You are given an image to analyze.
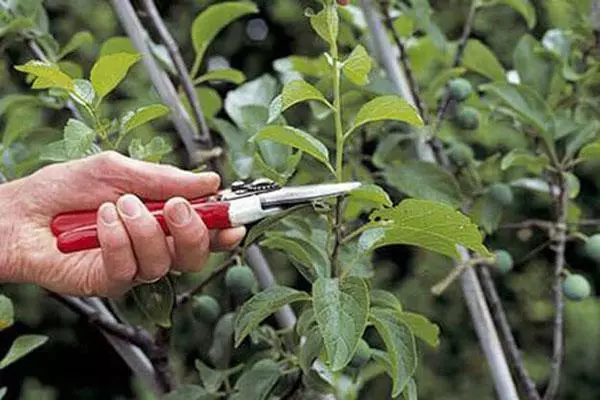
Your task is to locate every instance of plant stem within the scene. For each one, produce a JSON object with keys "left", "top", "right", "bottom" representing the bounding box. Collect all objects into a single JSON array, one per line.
[
  {"left": 332, "top": 57, "right": 344, "bottom": 183},
  {"left": 176, "top": 255, "right": 238, "bottom": 305},
  {"left": 543, "top": 172, "right": 568, "bottom": 400},
  {"left": 478, "top": 266, "right": 541, "bottom": 400},
  {"left": 139, "top": 0, "right": 213, "bottom": 147}
]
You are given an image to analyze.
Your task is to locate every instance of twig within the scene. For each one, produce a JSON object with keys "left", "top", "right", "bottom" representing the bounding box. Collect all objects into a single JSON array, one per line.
[
  {"left": 176, "top": 255, "right": 238, "bottom": 305},
  {"left": 478, "top": 267, "right": 541, "bottom": 400},
  {"left": 50, "top": 293, "right": 154, "bottom": 349},
  {"left": 139, "top": 0, "right": 212, "bottom": 147},
  {"left": 543, "top": 173, "right": 568, "bottom": 400},
  {"left": 378, "top": 1, "right": 428, "bottom": 120},
  {"left": 360, "top": 2, "right": 519, "bottom": 399},
  {"left": 152, "top": 326, "right": 177, "bottom": 391},
  {"left": 110, "top": 0, "right": 208, "bottom": 168},
  {"left": 431, "top": 259, "right": 472, "bottom": 296},
  {"left": 500, "top": 220, "right": 554, "bottom": 231},
  {"left": 49, "top": 294, "right": 163, "bottom": 394}
]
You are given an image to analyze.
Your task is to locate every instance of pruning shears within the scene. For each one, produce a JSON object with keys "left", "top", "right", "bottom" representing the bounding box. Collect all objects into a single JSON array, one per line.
[{"left": 51, "top": 178, "right": 361, "bottom": 254}]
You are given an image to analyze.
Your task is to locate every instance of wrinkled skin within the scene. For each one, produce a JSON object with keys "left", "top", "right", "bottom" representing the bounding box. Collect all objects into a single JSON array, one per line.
[{"left": 0, "top": 151, "right": 245, "bottom": 297}]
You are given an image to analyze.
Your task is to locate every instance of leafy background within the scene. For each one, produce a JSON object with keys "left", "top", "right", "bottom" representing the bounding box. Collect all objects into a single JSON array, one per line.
[{"left": 0, "top": 0, "right": 599, "bottom": 399}]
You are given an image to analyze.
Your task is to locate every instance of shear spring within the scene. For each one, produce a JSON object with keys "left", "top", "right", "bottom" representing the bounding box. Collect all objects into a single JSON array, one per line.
[{"left": 229, "top": 178, "right": 280, "bottom": 195}]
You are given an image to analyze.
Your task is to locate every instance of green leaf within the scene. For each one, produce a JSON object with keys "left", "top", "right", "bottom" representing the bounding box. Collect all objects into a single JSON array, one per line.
[
  {"left": 194, "top": 361, "right": 243, "bottom": 394},
  {"left": 480, "top": 0, "right": 536, "bottom": 29},
  {"left": 299, "top": 327, "right": 324, "bottom": 373},
  {"left": 251, "top": 126, "right": 333, "bottom": 173},
  {"left": 191, "top": 2, "right": 258, "bottom": 75},
  {"left": 297, "top": 307, "right": 317, "bottom": 337},
  {"left": 131, "top": 277, "right": 174, "bottom": 328},
  {"left": 14, "top": 60, "right": 74, "bottom": 92},
  {"left": 401, "top": 312, "right": 440, "bottom": 348},
  {"left": 40, "top": 140, "right": 68, "bottom": 162},
  {"left": 312, "top": 276, "right": 370, "bottom": 371},
  {"left": 368, "top": 199, "right": 492, "bottom": 259},
  {"left": 128, "top": 137, "right": 172, "bottom": 163},
  {"left": 90, "top": 52, "right": 141, "bottom": 100},
  {"left": 565, "top": 120, "right": 600, "bottom": 161},
  {"left": 121, "top": 104, "right": 170, "bottom": 135},
  {"left": 260, "top": 235, "right": 327, "bottom": 281},
  {"left": 244, "top": 204, "right": 312, "bottom": 248},
  {"left": 402, "top": 378, "right": 418, "bottom": 400},
  {"left": 513, "top": 35, "right": 556, "bottom": 98},
  {"left": 480, "top": 82, "right": 552, "bottom": 142},
  {"left": 348, "top": 96, "right": 423, "bottom": 138},
  {"left": 470, "top": 192, "right": 503, "bottom": 234},
  {"left": 384, "top": 161, "right": 463, "bottom": 208},
  {"left": 580, "top": 141, "right": 600, "bottom": 161},
  {"left": 0, "top": 295, "right": 13, "bottom": 331},
  {"left": 370, "top": 290, "right": 403, "bottom": 314},
  {"left": 0, "top": 387, "right": 6, "bottom": 399},
  {"left": 224, "top": 75, "right": 278, "bottom": 128},
  {"left": 348, "top": 183, "right": 392, "bottom": 208},
  {"left": 2, "top": 105, "right": 42, "bottom": 147},
  {"left": 501, "top": 149, "right": 549, "bottom": 174},
  {"left": 285, "top": 80, "right": 331, "bottom": 111},
  {"left": 461, "top": 39, "right": 505, "bottom": 81},
  {"left": 342, "top": 45, "right": 373, "bottom": 86},
  {"left": 392, "top": 13, "right": 415, "bottom": 38},
  {"left": 369, "top": 308, "right": 417, "bottom": 397},
  {"left": 230, "top": 359, "right": 280, "bottom": 400},
  {"left": 234, "top": 285, "right": 310, "bottom": 346},
  {"left": 100, "top": 36, "right": 136, "bottom": 56},
  {"left": 72, "top": 79, "right": 95, "bottom": 105},
  {"left": 58, "top": 31, "right": 94, "bottom": 59},
  {"left": 0, "top": 335, "right": 48, "bottom": 369},
  {"left": 194, "top": 68, "right": 246, "bottom": 85},
  {"left": 0, "top": 16, "right": 35, "bottom": 38},
  {"left": 309, "top": 4, "right": 339, "bottom": 48},
  {"left": 164, "top": 385, "right": 216, "bottom": 400},
  {"left": 64, "top": 119, "right": 95, "bottom": 159}
]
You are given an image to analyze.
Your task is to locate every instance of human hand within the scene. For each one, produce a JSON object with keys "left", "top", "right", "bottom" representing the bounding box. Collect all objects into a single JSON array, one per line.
[{"left": 0, "top": 151, "right": 245, "bottom": 297}]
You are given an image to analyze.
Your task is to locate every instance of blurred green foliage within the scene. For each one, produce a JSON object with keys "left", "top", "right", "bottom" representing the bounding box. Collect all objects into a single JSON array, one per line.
[{"left": 0, "top": 0, "right": 599, "bottom": 399}]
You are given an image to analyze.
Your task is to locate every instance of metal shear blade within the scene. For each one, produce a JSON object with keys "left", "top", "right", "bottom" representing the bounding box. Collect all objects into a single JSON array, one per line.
[{"left": 257, "top": 182, "right": 361, "bottom": 208}]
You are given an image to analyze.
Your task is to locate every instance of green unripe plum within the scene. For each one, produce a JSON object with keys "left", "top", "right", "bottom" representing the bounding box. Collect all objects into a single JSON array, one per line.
[
  {"left": 584, "top": 234, "right": 600, "bottom": 262},
  {"left": 562, "top": 274, "right": 592, "bottom": 301},
  {"left": 225, "top": 265, "right": 257, "bottom": 297},
  {"left": 447, "top": 142, "right": 474, "bottom": 166},
  {"left": 448, "top": 78, "right": 473, "bottom": 101},
  {"left": 489, "top": 183, "right": 514, "bottom": 206},
  {"left": 191, "top": 295, "right": 221, "bottom": 324},
  {"left": 454, "top": 106, "right": 480, "bottom": 130},
  {"left": 492, "top": 250, "right": 513, "bottom": 273},
  {"left": 349, "top": 339, "right": 371, "bottom": 368}
]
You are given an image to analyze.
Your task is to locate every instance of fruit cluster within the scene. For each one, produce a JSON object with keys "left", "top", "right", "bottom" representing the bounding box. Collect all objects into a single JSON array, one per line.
[{"left": 447, "top": 78, "right": 480, "bottom": 131}]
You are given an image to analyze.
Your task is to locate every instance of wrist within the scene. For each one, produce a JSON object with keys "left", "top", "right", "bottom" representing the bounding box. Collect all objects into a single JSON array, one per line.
[{"left": 0, "top": 179, "right": 27, "bottom": 284}]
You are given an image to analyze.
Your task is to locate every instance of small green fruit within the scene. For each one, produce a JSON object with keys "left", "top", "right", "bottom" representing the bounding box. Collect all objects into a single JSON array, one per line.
[
  {"left": 447, "top": 142, "right": 474, "bottom": 166},
  {"left": 448, "top": 78, "right": 473, "bottom": 101},
  {"left": 349, "top": 339, "right": 371, "bottom": 368},
  {"left": 562, "top": 274, "right": 592, "bottom": 301},
  {"left": 225, "top": 265, "right": 257, "bottom": 297},
  {"left": 191, "top": 295, "right": 221, "bottom": 324},
  {"left": 492, "top": 250, "right": 513, "bottom": 273},
  {"left": 454, "top": 105, "right": 480, "bottom": 130},
  {"left": 489, "top": 183, "right": 514, "bottom": 206},
  {"left": 584, "top": 234, "right": 600, "bottom": 262}
]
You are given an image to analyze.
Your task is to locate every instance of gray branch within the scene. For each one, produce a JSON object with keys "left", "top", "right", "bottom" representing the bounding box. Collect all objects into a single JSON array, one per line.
[
  {"left": 139, "top": 0, "right": 212, "bottom": 147},
  {"left": 110, "top": 0, "right": 206, "bottom": 167},
  {"left": 360, "top": 2, "right": 519, "bottom": 399}
]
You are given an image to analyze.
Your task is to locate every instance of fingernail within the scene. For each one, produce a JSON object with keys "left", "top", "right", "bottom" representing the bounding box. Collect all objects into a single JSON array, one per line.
[
  {"left": 117, "top": 195, "right": 141, "bottom": 218},
  {"left": 168, "top": 199, "right": 192, "bottom": 226},
  {"left": 100, "top": 204, "right": 118, "bottom": 225}
]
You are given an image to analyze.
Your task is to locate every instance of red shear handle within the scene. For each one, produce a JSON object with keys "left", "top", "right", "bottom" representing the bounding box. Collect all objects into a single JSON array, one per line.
[
  {"left": 51, "top": 196, "right": 214, "bottom": 236},
  {"left": 55, "top": 202, "right": 231, "bottom": 253}
]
